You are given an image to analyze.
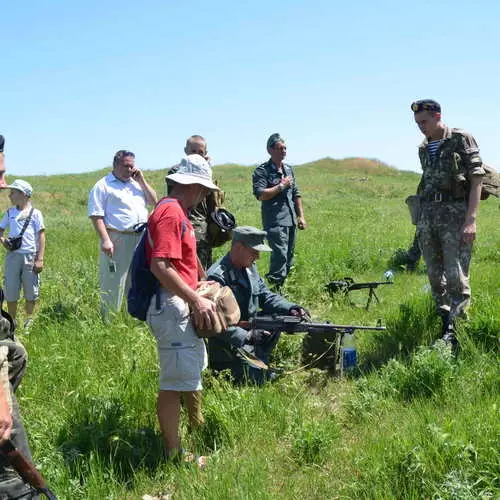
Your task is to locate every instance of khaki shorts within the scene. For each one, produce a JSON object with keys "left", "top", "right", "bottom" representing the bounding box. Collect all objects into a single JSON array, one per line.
[
  {"left": 146, "top": 290, "right": 207, "bottom": 391},
  {"left": 3, "top": 252, "right": 40, "bottom": 302}
]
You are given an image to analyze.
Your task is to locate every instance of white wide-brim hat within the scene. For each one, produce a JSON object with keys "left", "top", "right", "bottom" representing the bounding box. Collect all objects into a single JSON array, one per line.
[{"left": 166, "top": 154, "right": 220, "bottom": 191}]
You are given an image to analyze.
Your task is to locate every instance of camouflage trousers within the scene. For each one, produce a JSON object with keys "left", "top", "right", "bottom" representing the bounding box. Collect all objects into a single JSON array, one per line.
[{"left": 417, "top": 201, "right": 472, "bottom": 320}]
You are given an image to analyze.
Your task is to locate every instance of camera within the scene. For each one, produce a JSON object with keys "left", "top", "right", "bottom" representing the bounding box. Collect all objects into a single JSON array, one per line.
[{"left": 4, "top": 236, "right": 22, "bottom": 251}]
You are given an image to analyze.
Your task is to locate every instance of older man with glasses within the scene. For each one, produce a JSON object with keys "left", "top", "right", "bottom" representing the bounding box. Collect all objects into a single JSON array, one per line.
[{"left": 252, "top": 133, "right": 306, "bottom": 290}]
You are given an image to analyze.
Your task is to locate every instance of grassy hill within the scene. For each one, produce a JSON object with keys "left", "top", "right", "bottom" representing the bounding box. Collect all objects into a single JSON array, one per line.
[{"left": 3, "top": 158, "right": 499, "bottom": 499}]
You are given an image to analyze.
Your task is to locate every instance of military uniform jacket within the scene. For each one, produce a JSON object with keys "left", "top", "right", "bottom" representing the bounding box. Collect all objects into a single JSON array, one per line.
[
  {"left": 207, "top": 254, "right": 298, "bottom": 347},
  {"left": 417, "top": 126, "right": 485, "bottom": 200},
  {"left": 166, "top": 163, "right": 216, "bottom": 228},
  {"left": 252, "top": 160, "right": 301, "bottom": 229}
]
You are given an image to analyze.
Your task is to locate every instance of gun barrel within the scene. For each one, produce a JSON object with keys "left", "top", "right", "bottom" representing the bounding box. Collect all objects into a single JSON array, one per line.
[
  {"left": 238, "top": 317, "right": 386, "bottom": 333},
  {"left": 348, "top": 281, "right": 393, "bottom": 290}
]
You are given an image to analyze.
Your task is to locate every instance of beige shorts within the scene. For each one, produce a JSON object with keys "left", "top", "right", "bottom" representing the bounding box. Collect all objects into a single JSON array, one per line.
[
  {"left": 3, "top": 252, "right": 40, "bottom": 302},
  {"left": 146, "top": 290, "right": 207, "bottom": 391}
]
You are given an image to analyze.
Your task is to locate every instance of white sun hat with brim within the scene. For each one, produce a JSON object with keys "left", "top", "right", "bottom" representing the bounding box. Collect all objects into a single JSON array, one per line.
[
  {"left": 6, "top": 179, "right": 33, "bottom": 197},
  {"left": 166, "top": 154, "right": 220, "bottom": 191}
]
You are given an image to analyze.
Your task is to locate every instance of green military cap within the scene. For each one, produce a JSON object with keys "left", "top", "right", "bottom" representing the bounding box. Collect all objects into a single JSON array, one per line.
[
  {"left": 233, "top": 226, "right": 271, "bottom": 252},
  {"left": 411, "top": 99, "right": 441, "bottom": 113}
]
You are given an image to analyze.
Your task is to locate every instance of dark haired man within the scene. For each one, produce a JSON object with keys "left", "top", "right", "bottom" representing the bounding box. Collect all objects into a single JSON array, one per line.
[
  {"left": 411, "top": 99, "right": 485, "bottom": 347},
  {"left": 252, "top": 134, "right": 306, "bottom": 289},
  {"left": 88, "top": 150, "right": 157, "bottom": 318}
]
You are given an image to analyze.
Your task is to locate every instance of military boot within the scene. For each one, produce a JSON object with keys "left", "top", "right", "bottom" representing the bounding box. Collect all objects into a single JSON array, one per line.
[{"left": 441, "top": 318, "right": 459, "bottom": 354}]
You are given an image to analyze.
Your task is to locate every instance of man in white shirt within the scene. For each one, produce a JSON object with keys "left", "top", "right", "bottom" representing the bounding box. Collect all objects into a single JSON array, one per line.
[{"left": 88, "top": 150, "right": 157, "bottom": 318}]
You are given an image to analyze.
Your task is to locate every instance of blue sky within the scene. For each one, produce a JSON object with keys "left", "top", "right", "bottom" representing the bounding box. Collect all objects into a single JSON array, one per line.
[{"left": 2, "top": 0, "right": 499, "bottom": 176}]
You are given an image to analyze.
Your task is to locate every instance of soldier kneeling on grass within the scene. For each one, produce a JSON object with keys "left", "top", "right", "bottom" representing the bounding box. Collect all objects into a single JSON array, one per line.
[{"left": 206, "top": 226, "right": 308, "bottom": 384}]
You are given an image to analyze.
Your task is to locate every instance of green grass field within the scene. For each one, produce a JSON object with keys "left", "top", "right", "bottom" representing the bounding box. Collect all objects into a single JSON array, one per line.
[{"left": 3, "top": 158, "right": 499, "bottom": 499}]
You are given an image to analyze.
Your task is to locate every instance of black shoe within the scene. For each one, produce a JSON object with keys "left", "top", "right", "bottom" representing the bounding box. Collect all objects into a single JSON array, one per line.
[
  {"left": 439, "top": 311, "right": 451, "bottom": 337},
  {"left": 406, "top": 261, "right": 418, "bottom": 272},
  {"left": 441, "top": 326, "right": 459, "bottom": 354}
]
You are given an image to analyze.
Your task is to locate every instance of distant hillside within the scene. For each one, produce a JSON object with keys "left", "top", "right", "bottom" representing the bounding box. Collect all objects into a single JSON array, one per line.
[{"left": 3, "top": 157, "right": 417, "bottom": 182}]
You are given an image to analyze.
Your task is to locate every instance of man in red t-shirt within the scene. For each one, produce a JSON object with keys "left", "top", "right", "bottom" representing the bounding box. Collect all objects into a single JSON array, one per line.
[{"left": 146, "top": 154, "right": 220, "bottom": 464}]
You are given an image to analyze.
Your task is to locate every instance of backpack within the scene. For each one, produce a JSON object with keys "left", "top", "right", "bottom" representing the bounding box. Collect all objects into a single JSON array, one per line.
[{"left": 127, "top": 199, "right": 186, "bottom": 321}]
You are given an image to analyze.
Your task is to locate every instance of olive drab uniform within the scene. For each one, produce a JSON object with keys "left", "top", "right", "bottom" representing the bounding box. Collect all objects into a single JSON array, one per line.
[
  {"left": 252, "top": 160, "right": 301, "bottom": 287},
  {"left": 206, "top": 254, "right": 298, "bottom": 383},
  {"left": 167, "top": 166, "right": 222, "bottom": 270},
  {"left": 416, "top": 126, "right": 485, "bottom": 320}
]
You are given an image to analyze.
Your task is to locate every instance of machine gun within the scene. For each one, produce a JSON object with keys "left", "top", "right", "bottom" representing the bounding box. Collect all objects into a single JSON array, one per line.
[
  {"left": 325, "top": 277, "right": 393, "bottom": 310},
  {"left": 238, "top": 315, "right": 386, "bottom": 376}
]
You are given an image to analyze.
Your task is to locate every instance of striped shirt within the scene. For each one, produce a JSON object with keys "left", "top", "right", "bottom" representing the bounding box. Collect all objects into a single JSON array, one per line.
[{"left": 427, "top": 140, "right": 440, "bottom": 162}]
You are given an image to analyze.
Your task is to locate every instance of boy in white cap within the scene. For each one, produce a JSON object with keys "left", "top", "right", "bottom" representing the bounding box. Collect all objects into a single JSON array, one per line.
[
  {"left": 0, "top": 180, "right": 45, "bottom": 332},
  {"left": 146, "top": 154, "right": 220, "bottom": 465}
]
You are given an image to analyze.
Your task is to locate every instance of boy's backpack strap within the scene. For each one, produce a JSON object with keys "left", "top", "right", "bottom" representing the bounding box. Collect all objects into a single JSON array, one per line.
[{"left": 19, "top": 208, "right": 34, "bottom": 237}]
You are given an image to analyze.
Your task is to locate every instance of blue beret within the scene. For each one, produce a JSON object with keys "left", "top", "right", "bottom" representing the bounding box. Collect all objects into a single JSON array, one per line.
[{"left": 411, "top": 99, "right": 441, "bottom": 113}]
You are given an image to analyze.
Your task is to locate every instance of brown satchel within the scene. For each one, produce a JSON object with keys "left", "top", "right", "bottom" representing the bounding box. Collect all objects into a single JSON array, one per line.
[{"left": 194, "top": 283, "right": 241, "bottom": 338}]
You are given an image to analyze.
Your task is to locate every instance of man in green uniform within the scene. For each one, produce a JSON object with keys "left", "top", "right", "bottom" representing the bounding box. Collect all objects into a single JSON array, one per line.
[
  {"left": 167, "top": 135, "right": 220, "bottom": 269},
  {"left": 206, "top": 226, "right": 308, "bottom": 383},
  {"left": 252, "top": 134, "right": 306, "bottom": 289},
  {"left": 411, "top": 99, "right": 485, "bottom": 347}
]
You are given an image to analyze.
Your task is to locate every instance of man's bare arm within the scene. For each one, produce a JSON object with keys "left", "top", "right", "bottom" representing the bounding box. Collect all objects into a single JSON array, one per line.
[
  {"left": 90, "top": 216, "right": 114, "bottom": 256},
  {"left": 461, "top": 176, "right": 482, "bottom": 244},
  {"left": 257, "top": 176, "right": 294, "bottom": 201},
  {"left": 33, "top": 230, "right": 45, "bottom": 274},
  {"left": 294, "top": 197, "right": 307, "bottom": 229},
  {"left": 151, "top": 257, "right": 216, "bottom": 330},
  {"left": 133, "top": 169, "right": 158, "bottom": 205}
]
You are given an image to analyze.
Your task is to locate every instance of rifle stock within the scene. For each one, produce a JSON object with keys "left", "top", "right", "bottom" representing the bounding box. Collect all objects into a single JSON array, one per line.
[{"left": 0, "top": 439, "right": 57, "bottom": 499}]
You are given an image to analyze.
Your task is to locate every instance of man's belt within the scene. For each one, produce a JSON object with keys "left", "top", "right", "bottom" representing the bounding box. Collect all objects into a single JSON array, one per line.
[
  {"left": 106, "top": 227, "right": 142, "bottom": 234},
  {"left": 422, "top": 192, "right": 466, "bottom": 203}
]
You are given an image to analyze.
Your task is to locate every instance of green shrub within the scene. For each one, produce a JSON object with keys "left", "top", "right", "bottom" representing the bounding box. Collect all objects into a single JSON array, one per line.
[
  {"left": 291, "top": 417, "right": 339, "bottom": 465},
  {"left": 384, "top": 342, "right": 455, "bottom": 401}
]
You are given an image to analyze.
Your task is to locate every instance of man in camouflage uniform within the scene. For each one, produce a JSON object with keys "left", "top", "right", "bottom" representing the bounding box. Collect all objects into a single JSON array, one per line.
[
  {"left": 412, "top": 99, "right": 485, "bottom": 346},
  {"left": 167, "top": 135, "right": 220, "bottom": 270},
  {"left": 252, "top": 134, "right": 306, "bottom": 289}
]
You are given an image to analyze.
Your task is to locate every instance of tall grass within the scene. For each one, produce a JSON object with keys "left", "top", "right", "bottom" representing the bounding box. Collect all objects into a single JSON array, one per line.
[{"left": 2, "top": 158, "right": 498, "bottom": 498}]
